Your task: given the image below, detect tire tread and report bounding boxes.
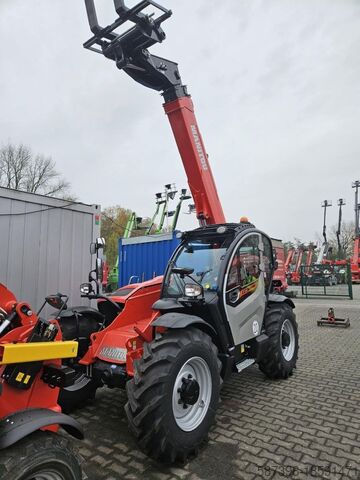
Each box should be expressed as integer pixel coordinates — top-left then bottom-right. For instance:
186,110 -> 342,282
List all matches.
125,327 -> 221,462
258,303 -> 299,379
0,431 -> 85,479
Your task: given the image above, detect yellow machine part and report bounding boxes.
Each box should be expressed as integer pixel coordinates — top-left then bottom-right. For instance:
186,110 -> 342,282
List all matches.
0,341 -> 78,365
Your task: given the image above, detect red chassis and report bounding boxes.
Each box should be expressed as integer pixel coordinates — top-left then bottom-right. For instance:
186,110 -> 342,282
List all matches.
80,278 -> 164,376
0,284 -> 58,419
0,283 -> 83,442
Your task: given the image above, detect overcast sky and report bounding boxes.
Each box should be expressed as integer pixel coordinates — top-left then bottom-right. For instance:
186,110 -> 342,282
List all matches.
1,0 -> 359,243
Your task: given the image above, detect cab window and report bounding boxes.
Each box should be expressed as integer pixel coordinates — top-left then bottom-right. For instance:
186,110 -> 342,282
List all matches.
262,235 -> 273,293
226,234 -> 261,305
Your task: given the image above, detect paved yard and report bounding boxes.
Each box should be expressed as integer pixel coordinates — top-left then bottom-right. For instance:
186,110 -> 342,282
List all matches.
72,294 -> 360,480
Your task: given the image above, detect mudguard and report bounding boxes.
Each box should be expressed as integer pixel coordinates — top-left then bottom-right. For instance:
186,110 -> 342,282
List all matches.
152,312 -> 216,336
0,408 -> 84,450
57,306 -> 104,322
268,293 -> 295,309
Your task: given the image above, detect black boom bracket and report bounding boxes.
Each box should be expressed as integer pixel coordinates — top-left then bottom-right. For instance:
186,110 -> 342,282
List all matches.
83,0 -> 188,101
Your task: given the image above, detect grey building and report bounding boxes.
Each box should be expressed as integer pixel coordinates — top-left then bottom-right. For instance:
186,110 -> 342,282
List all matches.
0,187 -> 100,312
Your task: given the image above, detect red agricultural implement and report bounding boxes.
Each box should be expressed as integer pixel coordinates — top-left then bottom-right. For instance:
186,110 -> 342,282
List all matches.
317,308 -> 350,328
0,285 -> 84,479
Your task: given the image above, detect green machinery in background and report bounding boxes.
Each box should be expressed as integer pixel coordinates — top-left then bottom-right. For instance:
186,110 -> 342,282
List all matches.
106,185 -> 192,292
148,184 -> 192,234
106,212 -> 143,292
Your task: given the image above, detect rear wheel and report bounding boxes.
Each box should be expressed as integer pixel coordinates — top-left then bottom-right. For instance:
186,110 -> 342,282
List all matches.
0,432 -> 83,480
259,303 -> 299,379
58,310 -> 102,413
125,328 -> 222,463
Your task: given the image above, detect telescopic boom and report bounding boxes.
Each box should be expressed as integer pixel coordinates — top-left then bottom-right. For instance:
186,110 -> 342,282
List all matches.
83,0 -> 226,226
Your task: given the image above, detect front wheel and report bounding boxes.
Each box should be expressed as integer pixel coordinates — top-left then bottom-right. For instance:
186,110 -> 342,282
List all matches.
125,328 -> 222,463
259,303 -> 299,379
0,431 -> 83,480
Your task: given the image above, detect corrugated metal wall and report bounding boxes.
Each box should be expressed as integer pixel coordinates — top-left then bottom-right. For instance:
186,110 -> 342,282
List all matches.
0,187 -> 100,311
119,232 -> 180,286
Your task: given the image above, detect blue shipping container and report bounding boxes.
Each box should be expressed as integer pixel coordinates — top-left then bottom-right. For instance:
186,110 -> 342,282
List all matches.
118,232 -> 181,287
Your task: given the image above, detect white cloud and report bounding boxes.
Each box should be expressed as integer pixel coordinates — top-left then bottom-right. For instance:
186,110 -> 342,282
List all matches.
0,0 -> 359,241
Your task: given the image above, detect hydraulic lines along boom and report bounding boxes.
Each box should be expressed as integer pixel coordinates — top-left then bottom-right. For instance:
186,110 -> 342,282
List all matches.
84,0 -> 225,226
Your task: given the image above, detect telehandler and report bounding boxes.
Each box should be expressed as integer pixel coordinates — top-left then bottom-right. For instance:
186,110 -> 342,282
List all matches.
0,1 -> 299,475
69,0 -> 299,461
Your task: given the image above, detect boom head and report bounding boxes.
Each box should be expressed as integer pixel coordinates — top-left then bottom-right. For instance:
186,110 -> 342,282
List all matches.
321,199 -> 332,244
84,0 -> 187,101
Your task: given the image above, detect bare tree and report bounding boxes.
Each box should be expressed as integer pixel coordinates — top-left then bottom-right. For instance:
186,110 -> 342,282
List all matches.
0,142 -> 72,198
101,206 -> 151,268
328,221 -> 355,259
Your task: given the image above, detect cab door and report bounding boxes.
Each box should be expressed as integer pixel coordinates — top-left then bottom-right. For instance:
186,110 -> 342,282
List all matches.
223,233 -> 268,345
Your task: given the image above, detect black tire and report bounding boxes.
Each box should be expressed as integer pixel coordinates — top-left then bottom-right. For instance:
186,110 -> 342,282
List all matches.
125,328 -> 222,463
58,310 -> 102,414
259,303 -> 299,379
0,431 -> 84,480
58,370 -> 99,414
58,310 -> 102,360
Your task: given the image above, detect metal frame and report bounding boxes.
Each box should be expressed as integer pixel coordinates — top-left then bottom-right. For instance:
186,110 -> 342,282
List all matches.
0,341 -> 78,365
299,263 -> 353,299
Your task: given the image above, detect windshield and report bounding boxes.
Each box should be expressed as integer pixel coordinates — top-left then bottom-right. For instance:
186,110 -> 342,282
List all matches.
164,235 -> 233,297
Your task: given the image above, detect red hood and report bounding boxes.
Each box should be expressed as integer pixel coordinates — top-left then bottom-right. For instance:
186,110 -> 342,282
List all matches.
0,283 -> 17,313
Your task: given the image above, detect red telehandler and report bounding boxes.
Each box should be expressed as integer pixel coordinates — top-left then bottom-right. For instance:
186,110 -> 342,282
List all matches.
351,181 -> 360,283
286,247 -> 305,285
0,1 -> 299,474
271,239 -> 288,293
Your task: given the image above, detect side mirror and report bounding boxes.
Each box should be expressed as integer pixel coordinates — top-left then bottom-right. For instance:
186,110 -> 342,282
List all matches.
80,283 -> 93,295
96,258 -> 104,283
45,293 -> 67,311
90,237 -> 106,255
96,237 -> 106,250
171,267 -> 194,278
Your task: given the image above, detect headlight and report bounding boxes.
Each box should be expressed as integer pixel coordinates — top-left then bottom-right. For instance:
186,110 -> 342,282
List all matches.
184,284 -> 202,298
80,283 -> 92,295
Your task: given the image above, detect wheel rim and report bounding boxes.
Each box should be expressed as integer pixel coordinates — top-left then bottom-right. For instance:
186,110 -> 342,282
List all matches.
172,356 -> 212,432
281,319 -> 296,361
27,471 -> 65,480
